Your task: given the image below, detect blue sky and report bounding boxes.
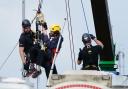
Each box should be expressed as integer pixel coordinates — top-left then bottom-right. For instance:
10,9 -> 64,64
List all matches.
0,0 -> 128,88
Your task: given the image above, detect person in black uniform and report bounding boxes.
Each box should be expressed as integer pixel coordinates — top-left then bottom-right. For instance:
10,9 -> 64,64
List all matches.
19,19 -> 37,77
19,18 -> 49,78
19,19 -> 63,79
77,33 -> 104,70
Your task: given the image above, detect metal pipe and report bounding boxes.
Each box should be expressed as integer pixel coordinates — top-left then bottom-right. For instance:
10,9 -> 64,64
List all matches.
22,0 -> 25,20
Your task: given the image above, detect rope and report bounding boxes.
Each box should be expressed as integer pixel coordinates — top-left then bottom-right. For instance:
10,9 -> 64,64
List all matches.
35,1 -> 43,88
61,18 -> 67,33
0,41 -> 18,71
65,0 -> 76,70
31,0 -> 43,24
80,0 -> 90,34
67,0 -> 76,70
80,0 -> 102,70
65,0 -> 74,70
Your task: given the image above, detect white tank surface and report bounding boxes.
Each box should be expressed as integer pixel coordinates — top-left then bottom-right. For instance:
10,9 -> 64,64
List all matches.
0,77 -> 34,89
48,70 -> 112,89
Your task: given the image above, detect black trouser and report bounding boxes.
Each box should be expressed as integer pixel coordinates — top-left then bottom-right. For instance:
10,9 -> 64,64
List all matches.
43,64 -> 57,79
29,46 -> 46,65
29,46 -> 58,78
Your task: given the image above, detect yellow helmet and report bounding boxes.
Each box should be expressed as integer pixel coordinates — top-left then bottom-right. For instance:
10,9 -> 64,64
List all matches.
50,24 -> 61,32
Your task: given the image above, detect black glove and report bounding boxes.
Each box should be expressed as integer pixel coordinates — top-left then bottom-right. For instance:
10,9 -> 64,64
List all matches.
23,63 -> 29,71
42,22 -> 48,30
89,34 -> 95,40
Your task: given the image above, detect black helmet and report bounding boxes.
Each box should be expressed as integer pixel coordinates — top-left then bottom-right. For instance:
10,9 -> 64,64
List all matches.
22,19 -> 31,28
82,33 -> 91,44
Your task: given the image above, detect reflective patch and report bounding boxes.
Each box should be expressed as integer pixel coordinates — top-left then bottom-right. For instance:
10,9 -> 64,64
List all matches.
19,44 -> 24,47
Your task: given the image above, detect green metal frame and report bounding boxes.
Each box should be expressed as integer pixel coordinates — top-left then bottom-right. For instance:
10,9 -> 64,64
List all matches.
99,60 -> 116,71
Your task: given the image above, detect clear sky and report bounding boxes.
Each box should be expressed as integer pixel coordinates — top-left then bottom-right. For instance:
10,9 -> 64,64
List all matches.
0,0 -> 128,89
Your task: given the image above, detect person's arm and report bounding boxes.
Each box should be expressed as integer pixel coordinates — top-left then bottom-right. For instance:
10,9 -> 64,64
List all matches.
19,36 -> 26,64
41,28 -> 51,49
77,60 -> 82,65
93,38 -> 104,48
42,28 -> 47,35
89,34 -> 104,48
77,49 -> 83,65
19,47 -> 26,64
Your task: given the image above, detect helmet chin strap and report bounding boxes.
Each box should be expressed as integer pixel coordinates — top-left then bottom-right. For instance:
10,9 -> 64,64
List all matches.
85,43 -> 92,49
85,43 -> 92,54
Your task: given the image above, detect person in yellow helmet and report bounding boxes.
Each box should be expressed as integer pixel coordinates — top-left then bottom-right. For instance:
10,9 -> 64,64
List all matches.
40,24 -> 64,78
49,24 -> 61,37
50,24 -> 61,32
